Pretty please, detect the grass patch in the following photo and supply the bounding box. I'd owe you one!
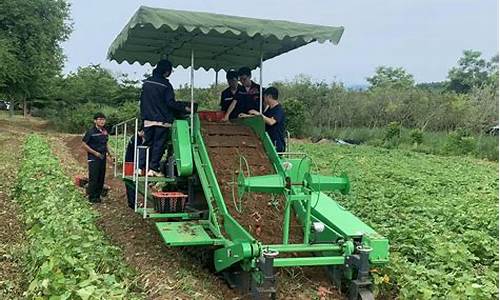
[292,142,498,299]
[317,127,498,161]
[14,134,144,299]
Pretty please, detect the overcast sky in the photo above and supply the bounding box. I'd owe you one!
[62,0,498,88]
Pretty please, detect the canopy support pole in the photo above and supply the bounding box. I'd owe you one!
[190,49,194,137]
[259,51,263,114]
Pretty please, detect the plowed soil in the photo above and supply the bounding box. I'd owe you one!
[0,131,27,299]
[201,121,303,245]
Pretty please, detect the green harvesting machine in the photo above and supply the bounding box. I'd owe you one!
[108,7,389,300]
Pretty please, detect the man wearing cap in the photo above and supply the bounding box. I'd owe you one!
[82,113,113,203]
[221,69,245,121]
[237,66,262,114]
[140,59,190,177]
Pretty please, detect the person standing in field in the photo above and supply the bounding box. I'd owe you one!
[221,69,245,121]
[82,113,113,203]
[139,59,190,177]
[244,87,286,152]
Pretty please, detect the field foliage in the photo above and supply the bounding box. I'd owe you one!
[292,142,499,299]
[15,134,142,299]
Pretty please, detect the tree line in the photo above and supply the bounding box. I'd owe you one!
[0,1,497,139]
[0,0,72,116]
[33,50,498,138]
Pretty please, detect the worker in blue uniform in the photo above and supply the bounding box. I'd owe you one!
[237,66,261,114]
[243,87,286,152]
[140,59,191,176]
[82,113,113,203]
[221,69,245,121]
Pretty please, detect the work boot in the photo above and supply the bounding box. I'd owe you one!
[147,170,163,177]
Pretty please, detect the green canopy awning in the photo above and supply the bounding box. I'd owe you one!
[108,6,344,71]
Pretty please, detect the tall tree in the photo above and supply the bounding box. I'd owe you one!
[0,0,72,116]
[54,65,121,106]
[366,66,415,89]
[447,50,498,94]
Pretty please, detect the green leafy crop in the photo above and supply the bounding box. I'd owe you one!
[292,142,499,300]
[14,134,143,299]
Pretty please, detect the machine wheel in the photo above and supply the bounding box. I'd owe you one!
[358,288,374,300]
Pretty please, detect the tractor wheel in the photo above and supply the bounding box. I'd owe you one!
[358,288,374,300]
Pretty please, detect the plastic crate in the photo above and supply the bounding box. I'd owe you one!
[198,111,225,122]
[124,162,134,176]
[74,175,88,187]
[152,191,188,213]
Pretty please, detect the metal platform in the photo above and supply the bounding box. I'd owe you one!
[122,175,175,183]
[156,221,225,246]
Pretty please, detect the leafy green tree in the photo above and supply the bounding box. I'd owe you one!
[447,50,498,93]
[416,81,447,93]
[55,65,121,106]
[282,97,306,137]
[114,74,141,105]
[366,66,415,89]
[0,0,72,116]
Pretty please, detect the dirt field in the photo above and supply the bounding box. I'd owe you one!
[0,130,27,299]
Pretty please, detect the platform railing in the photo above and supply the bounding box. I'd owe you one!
[112,118,151,218]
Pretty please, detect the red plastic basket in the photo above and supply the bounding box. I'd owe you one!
[124,162,134,176]
[152,191,188,213]
[74,175,88,187]
[198,111,225,122]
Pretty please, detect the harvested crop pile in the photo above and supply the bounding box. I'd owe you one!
[201,121,302,244]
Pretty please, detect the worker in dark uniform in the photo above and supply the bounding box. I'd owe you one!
[221,69,245,121]
[124,129,145,209]
[245,87,286,152]
[237,66,261,114]
[82,113,112,203]
[140,59,190,177]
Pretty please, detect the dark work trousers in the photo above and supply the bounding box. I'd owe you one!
[125,185,135,209]
[87,158,106,202]
[141,126,170,172]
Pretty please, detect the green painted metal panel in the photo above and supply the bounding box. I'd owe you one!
[135,208,199,219]
[242,174,285,194]
[263,243,341,253]
[123,176,175,183]
[214,242,254,272]
[193,114,255,243]
[192,149,223,236]
[311,192,376,237]
[172,120,193,176]
[156,221,225,246]
[363,234,390,264]
[273,256,345,267]
[306,174,350,194]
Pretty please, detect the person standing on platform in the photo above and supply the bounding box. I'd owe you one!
[244,87,286,152]
[221,69,245,121]
[139,59,190,176]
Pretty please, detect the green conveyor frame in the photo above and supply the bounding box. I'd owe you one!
[123,113,389,298]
